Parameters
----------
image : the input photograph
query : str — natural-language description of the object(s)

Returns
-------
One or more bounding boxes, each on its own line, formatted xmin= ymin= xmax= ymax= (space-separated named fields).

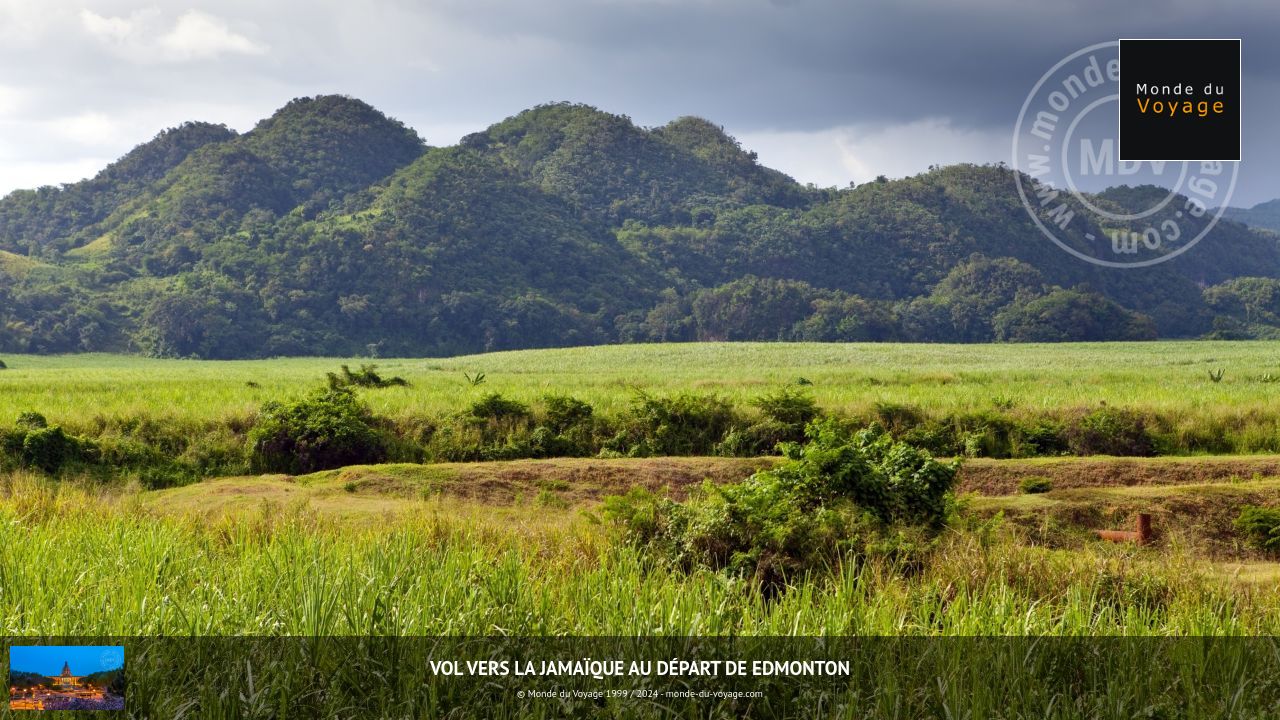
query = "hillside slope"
xmin=1223 ymin=199 xmax=1280 ymax=233
xmin=2 ymin=97 xmax=1279 ymax=356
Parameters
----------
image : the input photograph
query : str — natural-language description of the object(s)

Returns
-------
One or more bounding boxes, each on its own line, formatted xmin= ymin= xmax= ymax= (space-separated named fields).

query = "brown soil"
xmin=326 ymin=456 xmax=781 ymax=505
xmin=957 ymin=456 xmax=1280 ymax=495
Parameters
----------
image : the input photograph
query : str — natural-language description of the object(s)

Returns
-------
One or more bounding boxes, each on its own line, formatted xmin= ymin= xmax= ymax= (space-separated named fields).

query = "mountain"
xmin=1 ymin=96 xmax=1279 ymax=357
xmin=0 ymin=121 xmax=236 ymax=255
xmin=1222 ymin=199 xmax=1280 ymax=233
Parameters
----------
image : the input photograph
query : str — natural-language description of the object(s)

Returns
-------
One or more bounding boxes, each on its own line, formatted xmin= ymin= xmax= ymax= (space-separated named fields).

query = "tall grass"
xmin=1 ymin=341 xmax=1279 ymax=425
xmin=1 ymin=473 xmax=1275 ymax=638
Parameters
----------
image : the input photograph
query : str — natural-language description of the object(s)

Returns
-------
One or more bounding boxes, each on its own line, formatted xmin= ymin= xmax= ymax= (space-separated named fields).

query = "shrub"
xmin=1017 ymin=418 xmax=1067 ymax=456
xmin=16 ymin=411 xmax=47 ymax=430
xmin=952 ymin=411 xmax=1018 ymax=458
xmin=716 ymin=419 xmax=796 ymax=457
xmin=1234 ymin=506 xmax=1280 ymax=555
xmin=0 ymin=359 xmax=7 ymax=369
xmin=752 ymin=387 xmax=819 ymax=428
xmin=21 ymin=426 xmax=94 ymax=474
xmin=872 ymin=402 xmax=925 ymax=434
xmin=604 ymin=420 xmax=959 ymax=592
xmin=608 ymin=392 xmax=739 ymax=457
xmin=718 ymin=387 xmax=822 ymax=455
xmin=1019 ymin=476 xmax=1053 ymax=494
xmin=542 ymin=395 xmax=594 ymax=434
xmin=326 ymin=364 xmax=408 ymax=390
xmin=536 ymin=488 xmax=570 ymax=509
xmin=249 ymin=389 xmax=389 ymax=474
xmin=1064 ymin=406 xmax=1155 ymax=456
xmin=522 ymin=425 xmax=578 ymax=459
xmin=468 ymin=393 xmax=531 ymax=422
xmin=0 ymin=428 xmax=23 ymax=464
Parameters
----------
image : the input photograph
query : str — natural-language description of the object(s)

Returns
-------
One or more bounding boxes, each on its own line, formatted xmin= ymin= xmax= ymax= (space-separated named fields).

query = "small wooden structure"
xmin=1097 ymin=513 xmax=1152 ymax=545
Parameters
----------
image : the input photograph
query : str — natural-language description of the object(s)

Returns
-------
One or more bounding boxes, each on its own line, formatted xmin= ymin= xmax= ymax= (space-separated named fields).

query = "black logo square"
xmin=1119 ymin=39 xmax=1240 ymax=161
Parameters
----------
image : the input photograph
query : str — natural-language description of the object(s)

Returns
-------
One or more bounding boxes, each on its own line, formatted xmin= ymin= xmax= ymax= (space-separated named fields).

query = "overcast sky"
xmin=1 ymin=0 xmax=1277 ymax=206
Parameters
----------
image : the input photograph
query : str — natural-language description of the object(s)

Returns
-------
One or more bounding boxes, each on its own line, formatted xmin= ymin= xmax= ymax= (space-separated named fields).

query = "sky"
xmin=1 ymin=0 xmax=1277 ymax=206
xmin=9 ymin=645 xmax=124 ymax=676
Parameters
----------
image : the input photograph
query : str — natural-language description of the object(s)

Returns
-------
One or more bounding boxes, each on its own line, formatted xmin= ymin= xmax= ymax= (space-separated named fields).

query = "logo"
xmin=99 ymin=646 xmax=125 ymax=669
xmin=1119 ymin=39 xmax=1241 ymax=161
xmin=1012 ymin=41 xmax=1238 ymax=268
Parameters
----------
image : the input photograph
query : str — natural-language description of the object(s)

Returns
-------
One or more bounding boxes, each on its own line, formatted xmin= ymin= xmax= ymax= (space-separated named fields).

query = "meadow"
xmin=1 ymin=470 xmax=1276 ymax=638
xmin=3 ymin=343 xmax=1280 ymax=715
xmin=4 ymin=341 xmax=1280 ymax=427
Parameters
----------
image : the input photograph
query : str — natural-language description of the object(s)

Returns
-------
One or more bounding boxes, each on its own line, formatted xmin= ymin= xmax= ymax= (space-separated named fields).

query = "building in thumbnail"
xmin=48 ymin=662 xmax=84 ymax=690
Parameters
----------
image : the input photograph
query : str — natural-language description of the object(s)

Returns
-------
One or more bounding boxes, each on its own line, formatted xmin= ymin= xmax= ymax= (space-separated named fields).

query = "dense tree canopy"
xmin=1 ymin=96 xmax=1279 ymax=357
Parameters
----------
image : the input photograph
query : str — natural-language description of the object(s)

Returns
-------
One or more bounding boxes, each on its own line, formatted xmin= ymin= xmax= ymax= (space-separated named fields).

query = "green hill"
xmin=0 ymin=121 xmax=236 ymax=255
xmin=1 ymin=96 xmax=1279 ymax=357
xmin=1222 ymin=198 xmax=1280 ymax=233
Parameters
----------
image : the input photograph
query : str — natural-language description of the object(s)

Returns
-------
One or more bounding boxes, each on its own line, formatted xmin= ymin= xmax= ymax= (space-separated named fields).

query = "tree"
xmin=994 ymin=288 xmax=1157 ymax=342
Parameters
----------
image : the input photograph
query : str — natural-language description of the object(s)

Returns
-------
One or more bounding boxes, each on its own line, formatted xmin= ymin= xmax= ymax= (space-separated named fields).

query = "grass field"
xmin=12 ymin=466 xmax=1280 ymax=717
xmin=3 ymin=341 xmax=1280 ymax=427
xmin=2 ymin=343 xmax=1279 ymax=643
xmin=2 ymin=465 xmax=1278 ymax=637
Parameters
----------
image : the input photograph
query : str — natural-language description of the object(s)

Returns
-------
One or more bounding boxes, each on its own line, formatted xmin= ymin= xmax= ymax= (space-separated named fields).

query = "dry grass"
xmin=970 ymin=476 xmax=1280 ymax=560
xmin=145 ymin=456 xmax=777 ymax=520
xmin=958 ymin=454 xmax=1280 ymax=494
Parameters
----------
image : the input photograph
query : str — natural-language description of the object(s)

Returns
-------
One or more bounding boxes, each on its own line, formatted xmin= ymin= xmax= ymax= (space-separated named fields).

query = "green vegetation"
xmin=6 ymin=343 xmax=1280 ymax=486
xmin=5 ymin=98 xmax=1280 ymax=357
xmin=249 ymin=389 xmax=394 ymax=474
xmin=1018 ymin=476 xmax=1053 ymax=494
xmin=1223 ymin=198 xmax=1280 ymax=233
xmin=1234 ymin=506 xmax=1280 ymax=555
xmin=1 ymin=468 xmax=1278 ymax=637
xmin=326 ymin=363 xmax=408 ymax=390
xmin=605 ymin=420 xmax=957 ymax=591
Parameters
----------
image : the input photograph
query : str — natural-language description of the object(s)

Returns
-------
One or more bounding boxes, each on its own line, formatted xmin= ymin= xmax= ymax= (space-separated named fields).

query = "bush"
xmin=468 ymin=393 xmax=531 ymax=422
xmin=542 ymin=395 xmax=593 ymax=434
xmin=752 ymin=387 xmax=819 ymax=428
xmin=16 ymin=411 xmax=47 ymax=430
xmin=0 ymin=359 xmax=7 ymax=369
xmin=249 ymin=389 xmax=390 ymax=474
xmin=21 ymin=425 xmax=95 ymax=474
xmin=1019 ymin=476 xmax=1053 ymax=494
xmin=716 ymin=419 xmax=796 ymax=457
xmin=1017 ymin=418 xmax=1067 ymax=456
xmin=0 ymin=427 xmax=23 ymax=464
xmin=604 ymin=420 xmax=959 ymax=592
xmin=1 ymin=412 xmax=96 ymax=475
xmin=1234 ymin=506 xmax=1280 ymax=555
xmin=1064 ymin=406 xmax=1155 ymax=456
xmin=872 ymin=402 xmax=925 ymax=434
xmin=718 ymin=387 xmax=822 ymax=455
xmin=326 ymin=364 xmax=408 ymax=390
xmin=952 ymin=411 xmax=1018 ymax=458
xmin=607 ymin=392 xmax=740 ymax=457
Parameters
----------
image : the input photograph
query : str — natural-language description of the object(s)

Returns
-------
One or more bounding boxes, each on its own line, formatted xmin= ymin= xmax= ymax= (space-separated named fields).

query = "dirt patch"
xmin=431 ymin=456 xmax=779 ymax=505
xmin=959 ymin=456 xmax=1280 ymax=495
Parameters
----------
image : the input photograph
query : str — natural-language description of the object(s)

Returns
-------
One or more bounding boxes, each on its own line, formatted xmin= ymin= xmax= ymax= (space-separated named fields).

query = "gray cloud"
xmin=0 ymin=0 xmax=1275 ymax=204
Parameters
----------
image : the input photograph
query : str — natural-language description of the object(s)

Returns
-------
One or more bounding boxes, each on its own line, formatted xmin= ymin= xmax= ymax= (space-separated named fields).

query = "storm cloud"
xmin=1 ymin=0 xmax=1276 ymax=203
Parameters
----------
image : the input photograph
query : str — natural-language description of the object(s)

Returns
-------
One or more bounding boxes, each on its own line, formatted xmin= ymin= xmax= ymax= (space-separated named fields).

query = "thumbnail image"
xmin=8 ymin=646 xmax=124 ymax=712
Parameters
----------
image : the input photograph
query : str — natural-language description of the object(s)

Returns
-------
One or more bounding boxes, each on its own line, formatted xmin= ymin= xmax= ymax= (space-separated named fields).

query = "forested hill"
xmin=1223 ymin=199 xmax=1280 ymax=234
xmin=2 ymin=95 xmax=1280 ymax=358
